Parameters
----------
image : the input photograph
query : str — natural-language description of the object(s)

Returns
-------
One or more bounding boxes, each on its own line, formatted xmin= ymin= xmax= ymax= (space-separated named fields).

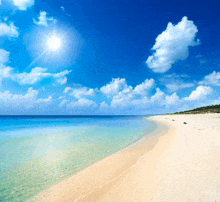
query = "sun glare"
xmin=47 ymin=35 xmax=61 ymax=51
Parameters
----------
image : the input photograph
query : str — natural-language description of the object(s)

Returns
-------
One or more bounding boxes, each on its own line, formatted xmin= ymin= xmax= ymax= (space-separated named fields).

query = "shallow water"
xmin=0 ymin=116 xmax=155 ymax=201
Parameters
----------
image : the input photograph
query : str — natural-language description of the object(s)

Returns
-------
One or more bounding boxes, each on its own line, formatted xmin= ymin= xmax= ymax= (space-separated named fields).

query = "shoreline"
xmin=33 ymin=114 xmax=220 ymax=201
xmin=32 ymin=116 xmax=172 ymax=201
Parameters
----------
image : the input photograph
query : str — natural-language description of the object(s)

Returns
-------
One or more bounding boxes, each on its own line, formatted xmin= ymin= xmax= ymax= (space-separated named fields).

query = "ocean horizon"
xmin=0 ymin=115 xmax=156 ymax=201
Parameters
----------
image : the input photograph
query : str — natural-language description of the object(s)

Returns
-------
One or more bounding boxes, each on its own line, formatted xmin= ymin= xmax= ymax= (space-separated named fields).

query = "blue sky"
xmin=0 ymin=0 xmax=219 ymax=115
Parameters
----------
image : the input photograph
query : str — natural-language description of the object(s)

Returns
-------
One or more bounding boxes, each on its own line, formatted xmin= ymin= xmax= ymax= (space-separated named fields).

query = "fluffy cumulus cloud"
xmin=12 ymin=0 xmax=34 ymax=10
xmin=150 ymin=88 xmax=165 ymax=103
xmin=33 ymin=11 xmax=55 ymax=26
xmin=133 ymin=78 xmax=155 ymax=95
xmin=64 ymin=86 xmax=95 ymax=98
xmin=99 ymin=77 xmax=217 ymax=114
xmin=100 ymin=78 xmax=162 ymax=110
xmin=0 ymin=22 xmax=19 ymax=38
xmin=199 ymin=71 xmax=220 ymax=86
xmin=184 ymin=86 xmax=213 ymax=101
xmin=0 ymin=87 xmax=54 ymax=114
xmin=101 ymin=78 xmax=155 ymax=98
xmin=165 ymin=93 xmax=180 ymax=105
xmin=100 ymin=78 xmax=128 ymax=96
xmin=146 ymin=16 xmax=200 ymax=73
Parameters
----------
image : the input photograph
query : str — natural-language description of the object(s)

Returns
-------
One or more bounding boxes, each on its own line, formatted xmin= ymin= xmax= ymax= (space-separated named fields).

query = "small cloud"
xmin=59 ymin=99 xmax=69 ymax=107
xmin=37 ymin=95 xmax=52 ymax=104
xmin=3 ymin=17 xmax=9 ymax=22
xmin=33 ymin=11 xmax=55 ymax=27
xmin=0 ymin=64 xmax=14 ymax=85
xmin=60 ymin=6 xmax=71 ymax=17
xmin=64 ymin=86 xmax=95 ymax=98
xmin=160 ymin=73 xmax=194 ymax=92
xmin=71 ymin=88 xmax=95 ymax=99
xmin=64 ymin=87 xmax=72 ymax=93
xmin=0 ymin=22 xmax=19 ymax=38
xmin=67 ymin=98 xmax=97 ymax=109
xmin=0 ymin=49 xmax=10 ymax=64
xmin=146 ymin=16 xmax=200 ymax=73
xmin=12 ymin=0 xmax=34 ymax=10
xmin=6 ymin=66 xmax=72 ymax=85
xmin=58 ymin=96 xmax=66 ymax=100
xmin=184 ymin=86 xmax=213 ymax=101
xmin=199 ymin=71 xmax=220 ymax=86
xmin=57 ymin=77 xmax=67 ymax=85
xmin=60 ymin=6 xmax=65 ymax=12
xmin=195 ymin=54 xmax=202 ymax=58
xmin=100 ymin=101 xmax=110 ymax=111
xmin=199 ymin=60 xmax=206 ymax=65
xmin=166 ymin=83 xmax=194 ymax=92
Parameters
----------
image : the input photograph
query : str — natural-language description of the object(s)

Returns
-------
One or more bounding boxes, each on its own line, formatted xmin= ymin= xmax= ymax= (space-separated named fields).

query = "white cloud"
xmin=37 ymin=95 xmax=52 ymax=104
xmin=64 ymin=86 xmax=95 ymax=98
xmin=0 ymin=51 xmax=72 ymax=86
xmin=211 ymin=98 xmax=220 ymax=105
xmin=33 ymin=11 xmax=55 ymax=26
xmin=67 ymin=98 xmax=97 ymax=109
xmin=100 ymin=78 xmax=129 ymax=96
xmin=100 ymin=101 xmax=110 ymax=111
xmin=54 ymin=70 xmax=70 ymax=77
xmin=0 ymin=88 xmax=55 ymax=113
xmin=0 ymin=87 xmax=38 ymax=108
xmin=0 ymin=65 xmax=13 ymax=78
xmin=0 ymin=62 xmax=71 ymax=86
xmin=165 ymin=92 xmax=180 ymax=105
xmin=57 ymin=77 xmax=67 ymax=85
xmin=15 ymin=67 xmax=51 ymax=84
xmin=165 ymin=83 xmax=194 ymax=92
xmin=59 ymin=99 xmax=69 ymax=107
xmin=150 ymin=88 xmax=166 ymax=102
xmin=12 ymin=0 xmax=34 ymax=10
xmin=14 ymin=67 xmax=71 ymax=85
xmin=0 ymin=22 xmax=19 ymax=38
xmin=160 ymin=73 xmax=195 ymax=92
xmin=133 ymin=78 xmax=155 ymax=95
xmin=199 ymin=71 xmax=220 ymax=86
xmin=146 ymin=16 xmax=200 ymax=73
xmin=60 ymin=6 xmax=71 ymax=17
xmin=184 ymin=86 xmax=213 ymax=101
xmin=101 ymin=78 xmax=156 ymax=109
xmin=0 ymin=49 xmax=10 ymax=64
xmin=58 ymin=96 xmax=66 ymax=100
xmin=64 ymin=87 xmax=72 ymax=94
xmin=0 ymin=64 xmax=14 ymax=85
xmin=71 ymin=88 xmax=95 ymax=99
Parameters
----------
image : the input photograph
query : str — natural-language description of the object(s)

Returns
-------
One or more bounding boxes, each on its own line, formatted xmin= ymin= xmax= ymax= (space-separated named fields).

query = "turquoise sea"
xmin=0 ymin=116 xmax=156 ymax=202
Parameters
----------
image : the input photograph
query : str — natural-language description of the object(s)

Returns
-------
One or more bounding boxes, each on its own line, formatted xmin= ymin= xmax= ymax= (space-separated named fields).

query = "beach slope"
xmin=33 ymin=114 xmax=220 ymax=202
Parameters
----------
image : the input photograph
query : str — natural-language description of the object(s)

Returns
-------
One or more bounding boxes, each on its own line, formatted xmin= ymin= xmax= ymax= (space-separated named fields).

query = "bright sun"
xmin=47 ymin=36 xmax=61 ymax=51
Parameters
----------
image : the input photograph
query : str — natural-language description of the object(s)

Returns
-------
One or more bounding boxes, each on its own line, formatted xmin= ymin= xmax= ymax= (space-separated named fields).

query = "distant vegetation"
xmin=174 ymin=104 xmax=220 ymax=114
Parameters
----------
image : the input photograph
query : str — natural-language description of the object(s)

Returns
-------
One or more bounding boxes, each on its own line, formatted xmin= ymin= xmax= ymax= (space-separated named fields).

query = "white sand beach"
xmin=33 ymin=114 xmax=220 ymax=202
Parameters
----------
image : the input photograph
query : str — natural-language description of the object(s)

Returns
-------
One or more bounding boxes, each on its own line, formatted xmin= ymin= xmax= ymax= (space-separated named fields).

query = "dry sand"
xmin=33 ymin=114 xmax=220 ymax=202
